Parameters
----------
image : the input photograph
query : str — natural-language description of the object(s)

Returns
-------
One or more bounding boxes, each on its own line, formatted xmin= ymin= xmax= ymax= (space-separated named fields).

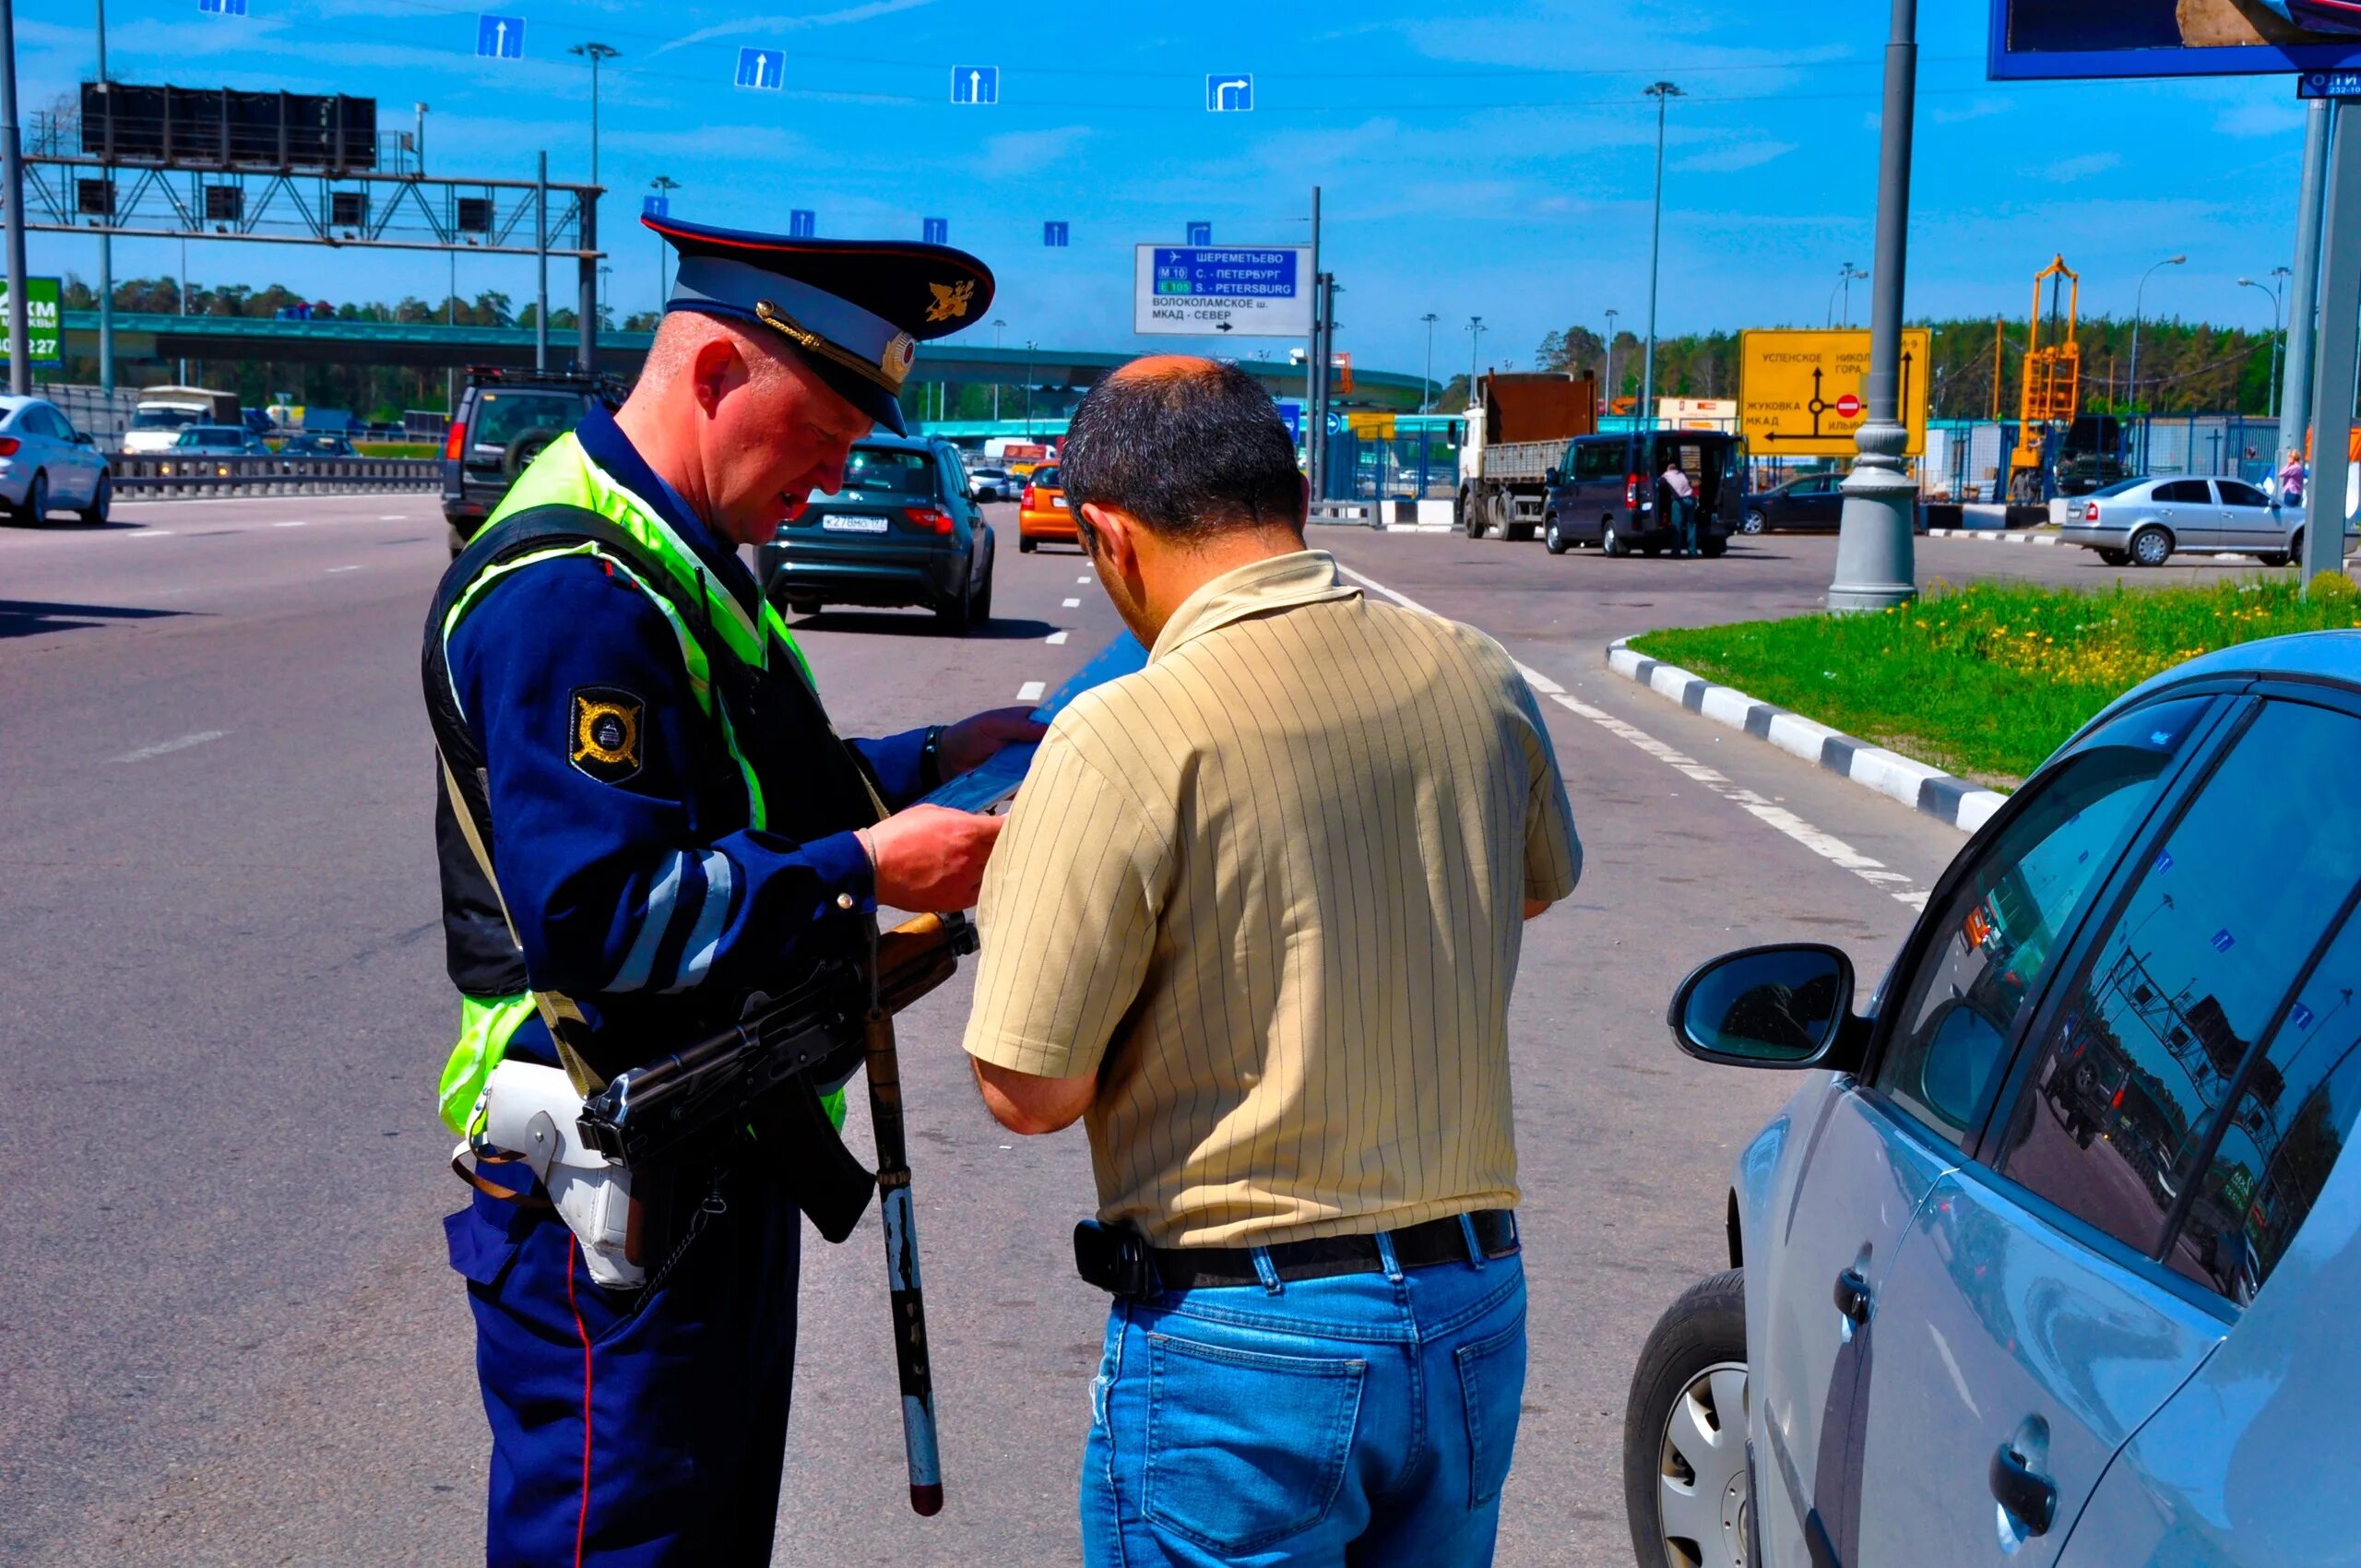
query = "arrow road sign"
xmin=643 ymin=194 xmax=669 ymax=218
xmin=951 ymin=65 xmax=999 ymax=105
xmin=1187 ymin=220 xmax=1211 ymax=245
xmin=198 ymin=0 xmax=249 ymax=14
xmin=477 ymin=13 xmax=524 ymax=58
xmin=1205 ymin=74 xmax=1253 ymax=113
xmin=1738 ymin=327 xmax=1929 ymax=457
xmin=736 ymin=48 xmax=784 ymax=90
xmin=789 ymin=208 xmax=816 ymax=239
xmin=1043 ymin=220 xmax=1069 ymax=247
xmin=922 ymin=217 xmax=948 ymax=245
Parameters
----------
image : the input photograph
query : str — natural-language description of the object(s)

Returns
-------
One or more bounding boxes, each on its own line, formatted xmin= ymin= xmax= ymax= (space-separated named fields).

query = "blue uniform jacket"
xmin=447 ymin=407 xmax=927 ymax=1070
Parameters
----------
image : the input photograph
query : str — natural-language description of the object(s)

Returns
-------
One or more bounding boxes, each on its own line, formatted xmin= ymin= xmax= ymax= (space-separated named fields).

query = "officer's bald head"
xmin=1062 ymin=355 xmax=1305 ymax=542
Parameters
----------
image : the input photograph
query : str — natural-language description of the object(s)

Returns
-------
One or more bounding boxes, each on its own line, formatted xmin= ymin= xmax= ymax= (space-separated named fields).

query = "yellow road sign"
xmin=1346 ymin=411 xmax=1396 ymax=440
xmin=1738 ymin=328 xmax=1930 ymax=458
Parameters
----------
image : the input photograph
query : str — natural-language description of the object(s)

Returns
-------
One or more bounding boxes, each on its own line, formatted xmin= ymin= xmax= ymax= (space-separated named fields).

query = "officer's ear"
xmin=689 ymin=333 xmax=749 ymax=418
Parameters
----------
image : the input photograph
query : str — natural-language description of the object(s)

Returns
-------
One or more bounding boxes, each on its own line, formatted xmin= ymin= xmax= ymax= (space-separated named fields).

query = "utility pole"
xmin=571 ymin=42 xmax=619 ymax=189
xmin=1641 ymin=80 xmax=1682 ymax=438
xmin=1024 ymin=339 xmax=1036 ymax=435
xmin=1420 ymin=311 xmax=1438 ymax=412
xmin=1604 ymin=306 xmax=1619 ymax=415
xmin=2303 ymin=96 xmax=2361 ymax=585
xmin=534 ymin=150 xmax=549 ymax=373
xmin=648 ymin=174 xmax=680 ymax=311
xmin=94 ymin=0 xmax=113 ymax=391
xmin=2283 ymin=98 xmax=2333 ymax=481
xmin=1466 ymin=315 xmax=1484 ymax=398
xmin=991 ymin=317 xmax=1004 ymax=421
xmin=0 ymin=0 xmax=28 ymax=396
xmin=2240 ymin=271 xmax=2289 ymax=421
xmin=1828 ymin=0 xmax=1916 ymax=612
xmin=1305 ymin=184 xmax=1323 ymax=502
xmin=2127 ymin=254 xmax=2186 ymax=426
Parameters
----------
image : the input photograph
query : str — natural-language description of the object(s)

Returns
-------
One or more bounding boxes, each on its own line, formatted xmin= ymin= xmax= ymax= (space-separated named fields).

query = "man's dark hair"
xmin=1060 ymin=359 xmax=1306 ymax=540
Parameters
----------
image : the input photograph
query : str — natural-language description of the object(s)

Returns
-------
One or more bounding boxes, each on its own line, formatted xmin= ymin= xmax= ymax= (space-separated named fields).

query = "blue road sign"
xmin=922 ymin=217 xmax=948 ymax=245
xmin=1276 ymin=399 xmax=1303 ymax=442
xmin=1151 ymin=245 xmax=1299 ymax=299
xmin=1187 ymin=220 xmax=1212 ymax=245
xmin=2293 ymin=1001 xmax=2318 ymax=1030
xmin=736 ymin=47 xmax=784 ymax=90
xmin=1043 ymin=220 xmax=1069 ymax=247
xmin=2299 ymin=69 xmax=2361 ymax=98
xmin=198 ymin=0 xmax=248 ymax=14
xmin=951 ymin=65 xmax=999 ymax=105
xmin=789 ymin=208 xmax=816 ymax=239
xmin=2212 ymin=928 xmax=2237 ymax=954
xmin=476 ymin=13 xmax=524 ymax=58
xmin=1205 ymin=74 xmax=1253 ymax=113
xmin=643 ymin=194 xmax=669 ymax=218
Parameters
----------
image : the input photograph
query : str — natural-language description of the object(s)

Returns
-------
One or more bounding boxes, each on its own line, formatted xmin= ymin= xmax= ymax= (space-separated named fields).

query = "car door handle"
xmin=1988 ymin=1443 xmax=2057 ymax=1536
xmin=1832 ymin=1266 xmax=1871 ymax=1326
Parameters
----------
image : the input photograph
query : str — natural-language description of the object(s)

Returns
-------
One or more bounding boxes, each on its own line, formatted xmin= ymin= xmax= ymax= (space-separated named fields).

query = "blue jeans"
xmin=1080 ymin=1230 xmax=1528 ymax=1567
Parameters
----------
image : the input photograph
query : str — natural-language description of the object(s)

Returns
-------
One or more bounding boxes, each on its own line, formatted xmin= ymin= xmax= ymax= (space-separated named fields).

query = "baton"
xmin=864 ymin=933 xmax=944 ymax=1516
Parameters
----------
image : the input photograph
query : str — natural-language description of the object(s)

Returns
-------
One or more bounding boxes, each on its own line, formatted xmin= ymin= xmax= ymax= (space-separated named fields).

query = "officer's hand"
xmin=938 ymin=707 xmax=1049 ymax=778
xmin=864 ymin=805 xmax=1003 ymax=911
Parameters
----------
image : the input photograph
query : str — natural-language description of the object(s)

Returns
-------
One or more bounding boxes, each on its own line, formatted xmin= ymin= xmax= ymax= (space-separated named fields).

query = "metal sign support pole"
xmin=2283 ymin=98 xmax=2334 ymax=489
xmin=2304 ymin=98 xmax=2361 ymax=587
xmin=0 ymin=0 xmax=28 ymax=395
xmin=1306 ymin=184 xmax=1323 ymax=503
xmin=1829 ymin=0 xmax=1918 ymax=613
xmin=576 ymin=186 xmax=597 ymax=372
xmin=95 ymin=0 xmax=113 ymax=391
xmin=535 ymin=150 xmax=549 ymax=374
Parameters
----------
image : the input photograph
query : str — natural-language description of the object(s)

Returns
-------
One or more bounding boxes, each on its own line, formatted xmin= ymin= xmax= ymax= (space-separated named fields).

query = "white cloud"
xmin=970 ymin=126 xmax=1095 ymax=180
xmin=2216 ymin=99 xmax=2303 ymax=138
xmin=1930 ymin=95 xmax=2014 ymax=125
xmin=1675 ymin=139 xmax=1796 ymax=173
xmin=654 ymin=0 xmax=936 ymax=55
xmin=2049 ymin=151 xmax=2122 ymax=182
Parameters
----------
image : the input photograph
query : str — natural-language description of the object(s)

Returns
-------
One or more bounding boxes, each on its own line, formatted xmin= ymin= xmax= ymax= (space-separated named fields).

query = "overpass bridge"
xmin=58 ymin=311 xmax=1432 ymax=411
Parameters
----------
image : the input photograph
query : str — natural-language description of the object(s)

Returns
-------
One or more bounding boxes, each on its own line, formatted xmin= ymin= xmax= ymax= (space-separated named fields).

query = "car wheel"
xmin=2290 ymin=528 xmax=2308 ymax=567
xmin=2260 ymin=551 xmax=2291 ymax=568
xmin=78 ymin=470 xmax=110 ymax=526
xmin=15 ymin=469 xmax=47 ymax=526
xmin=1624 ymin=1269 xmax=1751 ymax=1568
xmin=1544 ymin=512 xmax=1570 ymax=555
xmin=2097 ymin=548 xmax=2130 ymax=566
xmin=786 ymin=596 xmax=820 ymax=617
xmin=936 ymin=576 xmax=975 ymax=636
xmin=973 ymin=551 xmax=995 ymax=625
xmin=1464 ymin=491 xmax=1488 ymax=540
xmin=1740 ymin=510 xmax=1766 ymax=536
xmin=2130 ymin=526 xmax=2173 ymax=568
xmin=1603 ymin=518 xmax=1630 ymax=558
xmin=1019 ymin=535 xmax=1037 ymax=553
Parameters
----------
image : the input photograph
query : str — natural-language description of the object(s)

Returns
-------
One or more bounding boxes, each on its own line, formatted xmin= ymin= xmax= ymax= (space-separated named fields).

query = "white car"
xmin=0 ymin=395 xmax=112 ymax=525
xmin=2058 ymin=474 xmax=2348 ymax=568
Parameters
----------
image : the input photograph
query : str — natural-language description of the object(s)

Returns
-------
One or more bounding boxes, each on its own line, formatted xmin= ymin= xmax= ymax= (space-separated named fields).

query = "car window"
xmin=838 ymin=447 xmax=937 ymax=497
xmin=1572 ymin=443 xmax=1621 ymax=481
xmin=2091 ymin=478 xmax=2147 ymax=499
xmin=2219 ymin=481 xmax=2272 ymax=509
xmin=2156 ymin=479 xmax=2213 ymax=505
xmin=23 ymin=406 xmax=64 ymax=438
xmin=468 ymin=391 xmax=581 ymax=451
xmin=1991 ymin=700 xmax=2361 ymax=1258
xmin=2168 ymin=900 xmax=2361 ymax=1304
xmin=1031 ymin=465 xmax=1062 ymax=489
xmin=1873 ymin=696 xmax=2213 ymax=1146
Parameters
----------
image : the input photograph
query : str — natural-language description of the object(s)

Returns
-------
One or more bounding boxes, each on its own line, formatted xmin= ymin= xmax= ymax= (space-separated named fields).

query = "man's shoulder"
xmin=445 ymin=552 xmax=689 ymax=698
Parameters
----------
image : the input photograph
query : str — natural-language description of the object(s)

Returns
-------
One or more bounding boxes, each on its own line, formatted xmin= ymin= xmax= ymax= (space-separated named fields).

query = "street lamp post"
xmin=2238 ymin=269 xmax=2290 ymax=422
xmin=1603 ymin=307 xmax=1619 ymax=414
xmin=1465 ymin=315 xmax=1485 ymax=401
xmin=1640 ymin=80 xmax=1683 ymax=435
xmin=0 ymin=0 xmax=27 ymax=395
xmin=1420 ymin=312 xmax=1439 ymax=412
xmin=648 ymin=174 xmax=680 ymax=310
xmin=991 ymin=317 xmax=1005 ymax=422
xmin=570 ymin=42 xmax=620 ymax=189
xmin=1829 ymin=262 xmax=1869 ymax=328
xmin=1024 ymin=339 xmax=1036 ymax=435
xmin=2127 ymin=254 xmax=2187 ymax=419
xmin=96 ymin=0 xmax=113 ymax=391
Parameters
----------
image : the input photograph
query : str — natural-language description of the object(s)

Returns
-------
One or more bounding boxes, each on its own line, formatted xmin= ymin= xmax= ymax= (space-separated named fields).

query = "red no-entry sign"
xmin=1836 ymin=393 xmax=1863 ymax=419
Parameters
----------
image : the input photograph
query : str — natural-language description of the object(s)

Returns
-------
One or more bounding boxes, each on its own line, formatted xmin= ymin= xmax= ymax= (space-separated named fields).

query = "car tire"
xmin=2260 ymin=551 xmax=2291 ymax=568
xmin=1624 ymin=1268 xmax=1752 ymax=1568
xmin=1544 ymin=512 xmax=1570 ymax=555
xmin=786 ymin=596 xmax=820 ymax=617
xmin=1741 ymin=510 xmax=1767 ymax=535
xmin=504 ymin=428 xmax=561 ymax=478
xmin=936 ymin=576 xmax=975 ymax=636
xmin=2130 ymin=526 xmax=2174 ymax=568
xmin=1019 ymin=535 xmax=1037 ymax=553
xmin=1603 ymin=518 xmax=1630 ymax=558
xmin=1464 ymin=490 xmax=1488 ymax=540
xmin=2098 ymin=548 xmax=2130 ymax=566
xmin=78 ymin=470 xmax=110 ymax=526
xmin=2290 ymin=528 xmax=2308 ymax=567
xmin=15 ymin=469 xmax=47 ymax=526
xmin=974 ymin=549 xmax=995 ymax=625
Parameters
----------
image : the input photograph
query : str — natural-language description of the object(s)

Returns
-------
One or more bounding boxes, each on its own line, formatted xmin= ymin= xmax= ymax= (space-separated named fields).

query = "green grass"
xmin=1630 ymin=575 xmax=2361 ymax=788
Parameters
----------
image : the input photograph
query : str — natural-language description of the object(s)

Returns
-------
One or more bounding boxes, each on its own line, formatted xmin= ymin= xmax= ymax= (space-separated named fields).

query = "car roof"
xmin=2071 ymin=630 xmax=2361 ymax=747
xmin=851 ymin=435 xmax=935 ymax=455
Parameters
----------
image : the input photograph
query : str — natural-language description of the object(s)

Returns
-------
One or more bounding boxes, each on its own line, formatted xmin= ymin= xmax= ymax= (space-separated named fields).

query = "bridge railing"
xmin=110 ymin=453 xmax=440 ymax=497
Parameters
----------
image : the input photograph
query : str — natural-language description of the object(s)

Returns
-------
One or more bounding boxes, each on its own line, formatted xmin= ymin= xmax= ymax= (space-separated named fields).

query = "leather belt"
xmin=1148 ymin=1209 xmax=1519 ymax=1293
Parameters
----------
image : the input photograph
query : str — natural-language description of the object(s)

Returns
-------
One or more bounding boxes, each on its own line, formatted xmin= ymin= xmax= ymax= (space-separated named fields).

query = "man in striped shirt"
xmin=963 ymin=356 xmax=1581 ymax=1565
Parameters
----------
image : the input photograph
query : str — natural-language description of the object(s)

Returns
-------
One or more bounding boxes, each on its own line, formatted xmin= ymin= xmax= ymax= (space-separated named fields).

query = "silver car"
xmin=2058 ymin=474 xmax=2336 ymax=568
xmin=0 ymin=394 xmax=112 ymax=525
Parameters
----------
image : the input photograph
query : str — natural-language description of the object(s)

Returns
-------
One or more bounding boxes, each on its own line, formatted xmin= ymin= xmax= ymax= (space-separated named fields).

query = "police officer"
xmin=424 ymin=215 xmax=1036 ymax=1565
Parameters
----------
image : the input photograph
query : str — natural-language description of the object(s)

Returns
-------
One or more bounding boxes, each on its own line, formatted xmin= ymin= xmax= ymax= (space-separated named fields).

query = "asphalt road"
xmin=0 ymin=504 xmax=2205 ymax=1565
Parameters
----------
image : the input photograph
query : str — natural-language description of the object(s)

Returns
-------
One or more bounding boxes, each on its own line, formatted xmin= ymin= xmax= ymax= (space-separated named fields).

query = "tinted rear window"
xmin=839 ymin=447 xmax=938 ymax=496
xmin=180 ymin=427 xmax=245 ymax=444
xmin=2089 ymin=478 xmax=2147 ymax=499
xmin=1030 ymin=466 xmax=1062 ymax=488
xmin=132 ymin=408 xmax=200 ymax=429
xmin=468 ymin=391 xmax=582 ymax=450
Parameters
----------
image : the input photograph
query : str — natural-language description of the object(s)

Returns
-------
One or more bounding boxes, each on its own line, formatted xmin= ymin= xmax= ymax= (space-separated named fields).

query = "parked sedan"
xmin=1740 ymin=471 xmax=1846 ymax=534
xmin=1627 ymin=631 xmax=2361 ymax=1568
xmin=2058 ymin=474 xmax=2343 ymax=568
xmin=756 ymin=436 xmax=995 ymax=635
xmin=0 ymin=395 xmax=112 ymax=524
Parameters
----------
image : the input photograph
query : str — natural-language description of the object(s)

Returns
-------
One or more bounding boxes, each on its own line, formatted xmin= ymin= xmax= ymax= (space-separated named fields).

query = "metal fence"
xmin=111 ymin=453 xmax=439 ymax=497
xmin=1923 ymin=415 xmax=2284 ymax=500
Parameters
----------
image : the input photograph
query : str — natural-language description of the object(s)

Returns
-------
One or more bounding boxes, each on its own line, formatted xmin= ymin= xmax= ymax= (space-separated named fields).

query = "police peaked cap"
xmin=645 ymin=214 xmax=995 ymax=435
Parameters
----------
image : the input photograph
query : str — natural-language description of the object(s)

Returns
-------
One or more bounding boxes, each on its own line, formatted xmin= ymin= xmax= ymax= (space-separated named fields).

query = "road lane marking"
xmin=1335 ymin=560 xmax=1932 ymax=912
xmin=326 ymin=564 xmax=362 ymax=574
xmin=111 ymin=731 xmax=226 ymax=763
xmin=1062 ymin=598 xmax=1081 ymax=607
xmin=273 ymin=520 xmax=309 ymax=529
xmin=125 ymin=529 xmax=174 ymax=539
xmin=1016 ymin=681 xmax=1046 ymax=702
xmin=1076 ymin=576 xmax=1090 ymax=584
xmin=378 ymin=514 xmax=408 ymax=520
xmin=1046 ymin=630 xmax=1070 ymax=645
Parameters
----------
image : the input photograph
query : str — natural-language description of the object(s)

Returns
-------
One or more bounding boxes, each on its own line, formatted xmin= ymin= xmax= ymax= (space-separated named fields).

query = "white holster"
xmin=459 ymin=1060 xmax=645 ymax=1289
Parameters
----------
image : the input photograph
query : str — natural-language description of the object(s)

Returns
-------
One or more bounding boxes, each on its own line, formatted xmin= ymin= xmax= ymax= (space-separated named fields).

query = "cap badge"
xmin=925 ymin=280 xmax=976 ymax=323
xmin=884 ymin=332 xmax=919 ymax=385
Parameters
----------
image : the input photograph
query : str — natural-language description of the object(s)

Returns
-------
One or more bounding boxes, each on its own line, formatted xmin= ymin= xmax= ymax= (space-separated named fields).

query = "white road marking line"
xmin=110 ymin=730 xmax=227 ymax=764
xmin=1335 ymin=560 xmax=1931 ymax=911
xmin=273 ymin=520 xmax=309 ymax=529
xmin=1047 ymin=630 xmax=1070 ymax=645
xmin=326 ymin=564 xmax=362 ymax=574
xmin=125 ymin=529 xmax=174 ymax=539
xmin=1062 ymin=597 xmax=1082 ymax=607
xmin=378 ymin=514 xmax=407 ymax=520
xmin=1016 ymin=680 xmax=1046 ymax=702
xmin=1076 ymin=576 xmax=1090 ymax=584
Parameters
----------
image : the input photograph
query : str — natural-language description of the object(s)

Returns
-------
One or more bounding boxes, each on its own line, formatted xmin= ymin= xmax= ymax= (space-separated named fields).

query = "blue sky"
xmin=12 ymin=0 xmax=2319 ymax=382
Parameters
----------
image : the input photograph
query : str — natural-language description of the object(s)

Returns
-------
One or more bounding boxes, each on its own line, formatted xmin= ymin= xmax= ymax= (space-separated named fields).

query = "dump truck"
xmin=1458 ymin=372 xmax=1599 ymax=540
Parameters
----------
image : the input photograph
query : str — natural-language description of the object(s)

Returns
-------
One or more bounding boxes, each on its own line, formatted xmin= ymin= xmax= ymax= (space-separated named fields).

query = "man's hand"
xmin=938 ymin=707 xmax=1048 ymax=778
xmin=865 ymin=805 xmax=1003 ymax=911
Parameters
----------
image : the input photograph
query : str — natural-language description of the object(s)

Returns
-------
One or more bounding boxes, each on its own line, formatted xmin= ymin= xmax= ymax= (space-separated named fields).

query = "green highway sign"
xmin=0 ymin=277 xmax=64 ymax=367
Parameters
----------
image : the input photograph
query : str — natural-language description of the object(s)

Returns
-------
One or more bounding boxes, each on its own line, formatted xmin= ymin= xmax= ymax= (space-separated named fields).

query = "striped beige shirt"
xmin=962 ymin=548 xmax=1581 ymax=1247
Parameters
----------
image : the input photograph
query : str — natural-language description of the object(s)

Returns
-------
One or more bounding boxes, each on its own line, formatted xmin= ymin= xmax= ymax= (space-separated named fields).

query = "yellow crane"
xmin=2008 ymin=255 xmax=2082 ymax=501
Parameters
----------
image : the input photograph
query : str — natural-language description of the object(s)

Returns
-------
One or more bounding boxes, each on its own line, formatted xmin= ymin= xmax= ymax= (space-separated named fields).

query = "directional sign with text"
xmin=1738 ymin=327 xmax=1930 ymax=457
xmin=951 ymin=65 xmax=999 ymax=104
xmin=0 ymin=277 xmax=65 ymax=367
xmin=1134 ymin=244 xmax=1311 ymax=336
xmin=477 ymin=13 xmax=524 ymax=58
xmin=736 ymin=48 xmax=783 ymax=90
xmin=1205 ymin=74 xmax=1253 ymax=112
xmin=2299 ymin=69 xmax=2361 ymax=98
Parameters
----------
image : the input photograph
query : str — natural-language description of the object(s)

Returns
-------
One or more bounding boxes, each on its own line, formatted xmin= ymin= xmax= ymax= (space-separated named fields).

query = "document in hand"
xmin=919 ymin=630 xmax=1148 ymax=813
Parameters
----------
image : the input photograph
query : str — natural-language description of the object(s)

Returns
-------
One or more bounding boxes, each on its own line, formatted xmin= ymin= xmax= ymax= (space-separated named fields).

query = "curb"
xmin=1605 ymin=638 xmax=2008 ymax=835
xmin=1926 ymin=528 xmax=2060 ymax=546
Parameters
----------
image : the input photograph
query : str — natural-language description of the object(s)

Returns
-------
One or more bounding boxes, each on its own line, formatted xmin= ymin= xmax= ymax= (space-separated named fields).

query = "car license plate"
xmin=822 ymin=516 xmax=889 ymax=533
xmin=1052 ymin=497 xmax=1068 ymax=509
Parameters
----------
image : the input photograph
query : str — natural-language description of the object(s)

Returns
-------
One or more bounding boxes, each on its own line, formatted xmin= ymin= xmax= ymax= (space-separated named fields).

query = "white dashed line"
xmin=274 ymin=519 xmax=309 ymax=529
xmin=1062 ymin=597 xmax=1082 ymax=608
xmin=378 ymin=514 xmax=408 ymax=520
xmin=1016 ymin=681 xmax=1046 ymax=702
xmin=110 ymin=731 xmax=227 ymax=763
xmin=1335 ymin=561 xmax=1931 ymax=911
xmin=1076 ymin=576 xmax=1091 ymax=584
xmin=326 ymin=564 xmax=362 ymax=574
xmin=125 ymin=529 xmax=174 ymax=539
xmin=1046 ymin=630 xmax=1070 ymax=645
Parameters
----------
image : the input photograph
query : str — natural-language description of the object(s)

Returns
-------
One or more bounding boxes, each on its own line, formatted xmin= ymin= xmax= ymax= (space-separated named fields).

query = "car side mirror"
xmin=1544 ymin=468 xmax=1561 ymax=486
xmin=1667 ymin=944 xmax=1864 ymax=1071
xmin=73 ymin=431 xmax=93 ymax=445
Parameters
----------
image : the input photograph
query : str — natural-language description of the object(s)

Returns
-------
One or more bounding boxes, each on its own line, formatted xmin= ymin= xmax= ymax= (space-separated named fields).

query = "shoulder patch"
xmin=569 ymin=686 xmax=646 ymax=783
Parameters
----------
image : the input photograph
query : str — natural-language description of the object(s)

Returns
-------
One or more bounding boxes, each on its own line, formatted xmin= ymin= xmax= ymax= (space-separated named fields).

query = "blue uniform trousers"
xmin=445 ymin=1162 xmax=801 ymax=1567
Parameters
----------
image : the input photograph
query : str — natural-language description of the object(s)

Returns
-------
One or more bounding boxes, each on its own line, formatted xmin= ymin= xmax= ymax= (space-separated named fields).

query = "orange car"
xmin=1018 ymin=463 xmax=1077 ymax=552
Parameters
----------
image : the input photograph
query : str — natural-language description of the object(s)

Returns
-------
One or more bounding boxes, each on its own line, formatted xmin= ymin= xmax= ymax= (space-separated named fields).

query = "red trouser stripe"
xmin=565 ymin=1237 xmax=594 ymax=1568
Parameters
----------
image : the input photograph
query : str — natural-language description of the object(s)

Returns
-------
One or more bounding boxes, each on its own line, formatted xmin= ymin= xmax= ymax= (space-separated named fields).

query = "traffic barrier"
xmin=107 ymin=453 xmax=438 ymax=498
xmin=1308 ymin=499 xmax=1380 ymax=528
